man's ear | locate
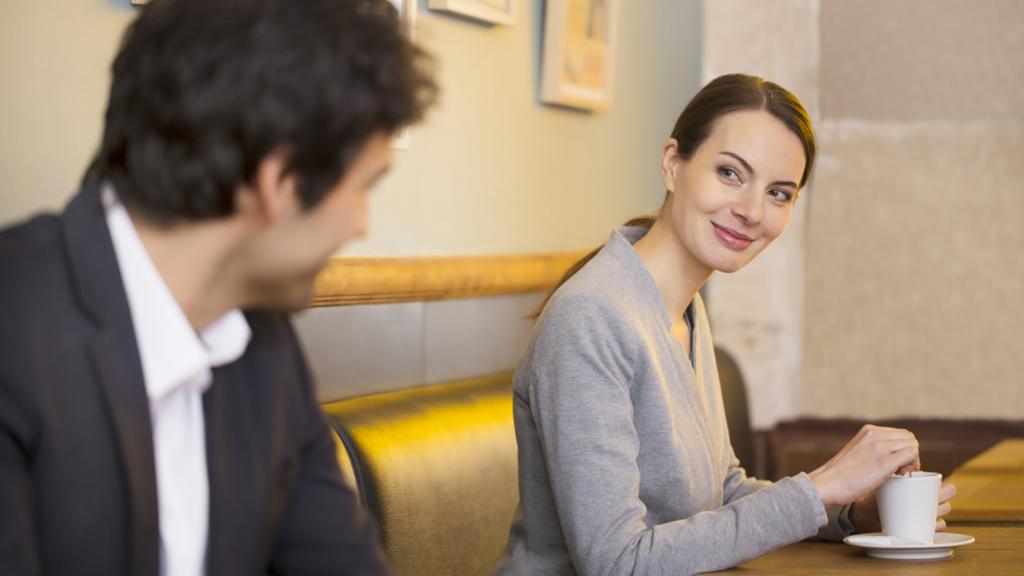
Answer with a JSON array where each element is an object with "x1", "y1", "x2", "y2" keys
[
  {"x1": 235, "y1": 146, "x2": 297, "y2": 223},
  {"x1": 661, "y1": 138, "x2": 681, "y2": 194}
]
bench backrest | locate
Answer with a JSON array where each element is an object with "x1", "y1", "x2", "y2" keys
[{"x1": 323, "y1": 373, "x2": 518, "y2": 576}]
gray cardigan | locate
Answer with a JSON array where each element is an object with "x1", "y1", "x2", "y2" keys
[{"x1": 495, "y1": 227, "x2": 852, "y2": 576}]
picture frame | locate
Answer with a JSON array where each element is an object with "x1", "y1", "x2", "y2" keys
[
  {"x1": 540, "y1": 0, "x2": 620, "y2": 111},
  {"x1": 388, "y1": 0, "x2": 417, "y2": 39},
  {"x1": 427, "y1": 0, "x2": 516, "y2": 26}
]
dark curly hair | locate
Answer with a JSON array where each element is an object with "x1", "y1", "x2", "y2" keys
[{"x1": 84, "y1": 0, "x2": 437, "y2": 225}]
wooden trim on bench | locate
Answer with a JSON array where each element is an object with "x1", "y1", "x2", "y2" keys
[{"x1": 310, "y1": 252, "x2": 586, "y2": 307}]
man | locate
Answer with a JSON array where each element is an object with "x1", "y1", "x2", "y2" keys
[{"x1": 0, "y1": 0, "x2": 436, "y2": 574}]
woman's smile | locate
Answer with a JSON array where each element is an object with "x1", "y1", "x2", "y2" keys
[{"x1": 711, "y1": 221, "x2": 753, "y2": 251}]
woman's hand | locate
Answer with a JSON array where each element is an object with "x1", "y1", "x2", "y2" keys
[
  {"x1": 808, "y1": 424, "x2": 921, "y2": 507},
  {"x1": 935, "y1": 482, "x2": 957, "y2": 531},
  {"x1": 848, "y1": 491, "x2": 881, "y2": 532},
  {"x1": 849, "y1": 482, "x2": 958, "y2": 533}
]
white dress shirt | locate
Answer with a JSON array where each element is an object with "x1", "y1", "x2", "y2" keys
[{"x1": 103, "y1": 187, "x2": 251, "y2": 576}]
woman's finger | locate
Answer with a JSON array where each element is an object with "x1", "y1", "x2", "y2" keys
[
  {"x1": 832, "y1": 426, "x2": 917, "y2": 466},
  {"x1": 939, "y1": 482, "x2": 957, "y2": 502},
  {"x1": 935, "y1": 518, "x2": 947, "y2": 532},
  {"x1": 841, "y1": 425, "x2": 906, "y2": 456},
  {"x1": 862, "y1": 426, "x2": 917, "y2": 442},
  {"x1": 937, "y1": 501, "x2": 952, "y2": 517},
  {"x1": 885, "y1": 444, "x2": 920, "y2": 473},
  {"x1": 878, "y1": 438, "x2": 919, "y2": 457}
]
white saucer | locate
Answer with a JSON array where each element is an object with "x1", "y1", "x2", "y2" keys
[{"x1": 843, "y1": 532, "x2": 975, "y2": 560}]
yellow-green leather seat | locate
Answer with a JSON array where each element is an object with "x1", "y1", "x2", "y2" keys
[{"x1": 323, "y1": 373, "x2": 518, "y2": 576}]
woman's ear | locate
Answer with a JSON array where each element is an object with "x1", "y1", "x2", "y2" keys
[
  {"x1": 661, "y1": 138, "x2": 681, "y2": 194},
  {"x1": 236, "y1": 145, "x2": 297, "y2": 223}
]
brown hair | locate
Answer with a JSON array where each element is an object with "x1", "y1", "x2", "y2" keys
[{"x1": 532, "y1": 74, "x2": 814, "y2": 318}]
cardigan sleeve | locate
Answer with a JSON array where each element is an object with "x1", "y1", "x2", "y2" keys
[
  {"x1": 723, "y1": 448, "x2": 772, "y2": 504},
  {"x1": 722, "y1": 449, "x2": 855, "y2": 542}
]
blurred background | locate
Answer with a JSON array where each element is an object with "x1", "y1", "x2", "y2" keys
[{"x1": 1, "y1": 0, "x2": 1021, "y2": 478}]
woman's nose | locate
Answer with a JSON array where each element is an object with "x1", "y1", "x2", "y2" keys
[{"x1": 731, "y1": 190, "x2": 763, "y2": 226}]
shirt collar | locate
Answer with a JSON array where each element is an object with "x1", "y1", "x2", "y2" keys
[{"x1": 102, "y1": 185, "x2": 251, "y2": 404}]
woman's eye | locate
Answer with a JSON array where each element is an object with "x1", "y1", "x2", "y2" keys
[
  {"x1": 719, "y1": 167, "x2": 740, "y2": 181},
  {"x1": 769, "y1": 189, "x2": 794, "y2": 203}
]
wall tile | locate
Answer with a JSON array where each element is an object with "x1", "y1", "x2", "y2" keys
[
  {"x1": 820, "y1": 0, "x2": 1024, "y2": 121},
  {"x1": 702, "y1": 0, "x2": 819, "y2": 429},
  {"x1": 703, "y1": 0, "x2": 820, "y2": 116},
  {"x1": 424, "y1": 293, "x2": 544, "y2": 384},
  {"x1": 293, "y1": 303, "x2": 425, "y2": 402},
  {"x1": 803, "y1": 120, "x2": 1024, "y2": 419},
  {"x1": 707, "y1": 200, "x2": 808, "y2": 430}
]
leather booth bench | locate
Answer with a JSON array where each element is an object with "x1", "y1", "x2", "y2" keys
[
  {"x1": 323, "y1": 373, "x2": 518, "y2": 576},
  {"x1": 319, "y1": 348, "x2": 752, "y2": 576}
]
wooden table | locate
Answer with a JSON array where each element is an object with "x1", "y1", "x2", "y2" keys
[
  {"x1": 706, "y1": 442, "x2": 1024, "y2": 573},
  {"x1": 946, "y1": 439, "x2": 1024, "y2": 525},
  {"x1": 706, "y1": 525, "x2": 1023, "y2": 575},
  {"x1": 945, "y1": 473, "x2": 1024, "y2": 525},
  {"x1": 954, "y1": 439, "x2": 1024, "y2": 475}
]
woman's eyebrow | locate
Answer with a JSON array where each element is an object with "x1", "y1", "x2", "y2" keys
[
  {"x1": 719, "y1": 151, "x2": 798, "y2": 188},
  {"x1": 719, "y1": 151, "x2": 755, "y2": 175}
]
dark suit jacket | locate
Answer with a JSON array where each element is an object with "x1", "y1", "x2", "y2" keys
[{"x1": 0, "y1": 184, "x2": 391, "y2": 576}]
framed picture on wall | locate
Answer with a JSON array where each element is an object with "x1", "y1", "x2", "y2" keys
[
  {"x1": 540, "y1": 0, "x2": 620, "y2": 111},
  {"x1": 388, "y1": 0, "x2": 417, "y2": 39},
  {"x1": 427, "y1": 0, "x2": 516, "y2": 26}
]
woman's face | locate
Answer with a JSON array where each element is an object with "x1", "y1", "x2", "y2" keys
[{"x1": 661, "y1": 108, "x2": 806, "y2": 274}]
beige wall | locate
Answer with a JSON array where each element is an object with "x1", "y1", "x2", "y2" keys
[
  {"x1": 0, "y1": 1, "x2": 701, "y2": 400},
  {"x1": 0, "y1": 0, "x2": 701, "y2": 260},
  {"x1": 5, "y1": 1, "x2": 1018, "y2": 419},
  {"x1": 300, "y1": 0, "x2": 703, "y2": 399},
  {"x1": 803, "y1": 0, "x2": 1024, "y2": 420},
  {"x1": 702, "y1": 0, "x2": 819, "y2": 430},
  {"x1": 348, "y1": 0, "x2": 701, "y2": 256},
  {"x1": 703, "y1": 0, "x2": 1024, "y2": 427},
  {"x1": 0, "y1": 0, "x2": 134, "y2": 225}
]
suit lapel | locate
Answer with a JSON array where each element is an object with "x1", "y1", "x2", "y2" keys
[
  {"x1": 61, "y1": 183, "x2": 160, "y2": 576},
  {"x1": 204, "y1": 360, "x2": 263, "y2": 576}
]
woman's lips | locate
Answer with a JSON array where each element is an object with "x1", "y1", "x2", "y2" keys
[{"x1": 712, "y1": 222, "x2": 753, "y2": 251}]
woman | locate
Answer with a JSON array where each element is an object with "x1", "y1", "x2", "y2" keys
[{"x1": 494, "y1": 74, "x2": 955, "y2": 575}]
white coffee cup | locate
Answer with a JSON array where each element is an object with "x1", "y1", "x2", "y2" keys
[{"x1": 876, "y1": 471, "x2": 942, "y2": 544}]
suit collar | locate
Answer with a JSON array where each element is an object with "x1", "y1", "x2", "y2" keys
[
  {"x1": 60, "y1": 182, "x2": 160, "y2": 576},
  {"x1": 101, "y1": 186, "x2": 252, "y2": 404}
]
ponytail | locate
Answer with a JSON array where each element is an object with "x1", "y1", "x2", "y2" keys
[{"x1": 530, "y1": 215, "x2": 656, "y2": 319}]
